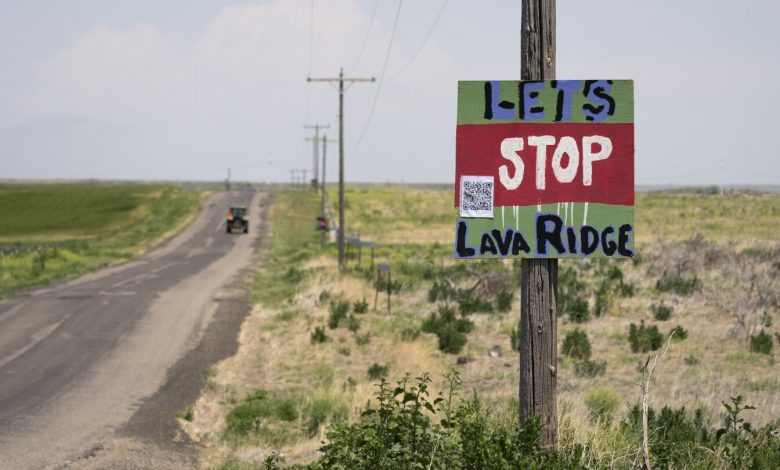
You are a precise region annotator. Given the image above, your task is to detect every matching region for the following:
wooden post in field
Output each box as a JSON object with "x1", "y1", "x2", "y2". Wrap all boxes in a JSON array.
[{"x1": 519, "y1": 0, "x2": 558, "y2": 448}]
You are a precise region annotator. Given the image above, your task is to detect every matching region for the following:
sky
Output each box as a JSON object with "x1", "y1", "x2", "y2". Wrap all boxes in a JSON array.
[{"x1": 0, "y1": 0, "x2": 778, "y2": 186}]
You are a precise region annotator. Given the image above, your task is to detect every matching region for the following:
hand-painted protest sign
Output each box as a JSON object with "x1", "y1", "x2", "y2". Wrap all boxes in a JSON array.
[{"x1": 454, "y1": 80, "x2": 634, "y2": 259}]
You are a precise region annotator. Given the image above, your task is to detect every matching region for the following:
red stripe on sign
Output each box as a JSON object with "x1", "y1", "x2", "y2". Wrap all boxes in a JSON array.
[{"x1": 455, "y1": 122, "x2": 634, "y2": 207}]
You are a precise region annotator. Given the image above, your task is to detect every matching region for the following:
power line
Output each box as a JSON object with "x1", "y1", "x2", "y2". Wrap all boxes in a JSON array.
[
  {"x1": 308, "y1": 0, "x2": 315, "y2": 75},
  {"x1": 306, "y1": 0, "x2": 315, "y2": 121},
  {"x1": 353, "y1": 0, "x2": 403, "y2": 149},
  {"x1": 351, "y1": 0, "x2": 378, "y2": 71},
  {"x1": 390, "y1": 0, "x2": 448, "y2": 80}
]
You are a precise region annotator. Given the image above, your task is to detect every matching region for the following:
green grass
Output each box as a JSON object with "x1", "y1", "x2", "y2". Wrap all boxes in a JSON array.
[
  {"x1": 222, "y1": 388, "x2": 347, "y2": 447},
  {"x1": 252, "y1": 191, "x2": 322, "y2": 307},
  {"x1": 0, "y1": 183, "x2": 201, "y2": 298}
]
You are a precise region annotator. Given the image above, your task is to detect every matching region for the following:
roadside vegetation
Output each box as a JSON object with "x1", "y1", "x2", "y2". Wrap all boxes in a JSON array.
[
  {"x1": 0, "y1": 183, "x2": 201, "y2": 298},
  {"x1": 183, "y1": 186, "x2": 780, "y2": 469}
]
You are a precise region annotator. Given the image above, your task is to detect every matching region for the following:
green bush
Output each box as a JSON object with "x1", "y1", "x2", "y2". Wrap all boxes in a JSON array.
[
  {"x1": 605, "y1": 265, "x2": 623, "y2": 282},
  {"x1": 328, "y1": 299, "x2": 350, "y2": 329},
  {"x1": 496, "y1": 289, "x2": 513, "y2": 312},
  {"x1": 684, "y1": 354, "x2": 699, "y2": 366},
  {"x1": 558, "y1": 266, "x2": 587, "y2": 318},
  {"x1": 656, "y1": 272, "x2": 699, "y2": 295},
  {"x1": 562, "y1": 328, "x2": 591, "y2": 360},
  {"x1": 422, "y1": 305, "x2": 474, "y2": 354},
  {"x1": 310, "y1": 326, "x2": 329, "y2": 344},
  {"x1": 574, "y1": 359, "x2": 607, "y2": 377},
  {"x1": 353, "y1": 298, "x2": 369, "y2": 314},
  {"x1": 618, "y1": 281, "x2": 635, "y2": 298},
  {"x1": 355, "y1": 332, "x2": 371, "y2": 345},
  {"x1": 670, "y1": 325, "x2": 688, "y2": 340},
  {"x1": 568, "y1": 298, "x2": 590, "y2": 323},
  {"x1": 427, "y1": 280, "x2": 457, "y2": 303},
  {"x1": 457, "y1": 290, "x2": 493, "y2": 315},
  {"x1": 750, "y1": 331, "x2": 773, "y2": 355},
  {"x1": 346, "y1": 314, "x2": 361, "y2": 332},
  {"x1": 628, "y1": 321, "x2": 663, "y2": 353},
  {"x1": 308, "y1": 373, "x2": 577, "y2": 469},
  {"x1": 367, "y1": 363, "x2": 389, "y2": 380},
  {"x1": 594, "y1": 281, "x2": 611, "y2": 317},
  {"x1": 585, "y1": 388, "x2": 619, "y2": 420},
  {"x1": 224, "y1": 390, "x2": 298, "y2": 441},
  {"x1": 652, "y1": 303, "x2": 673, "y2": 321},
  {"x1": 621, "y1": 403, "x2": 712, "y2": 469}
]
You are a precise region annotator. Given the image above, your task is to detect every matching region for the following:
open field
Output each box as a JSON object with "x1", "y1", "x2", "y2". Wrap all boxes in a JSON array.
[
  {"x1": 184, "y1": 186, "x2": 780, "y2": 469},
  {"x1": 0, "y1": 183, "x2": 202, "y2": 298}
]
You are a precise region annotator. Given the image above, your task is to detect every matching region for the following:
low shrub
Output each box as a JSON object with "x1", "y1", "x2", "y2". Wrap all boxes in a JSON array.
[
  {"x1": 594, "y1": 282, "x2": 611, "y2": 317},
  {"x1": 309, "y1": 373, "x2": 577, "y2": 469},
  {"x1": 568, "y1": 298, "x2": 590, "y2": 323},
  {"x1": 457, "y1": 290, "x2": 494, "y2": 315},
  {"x1": 224, "y1": 390, "x2": 298, "y2": 441},
  {"x1": 353, "y1": 298, "x2": 369, "y2": 314},
  {"x1": 558, "y1": 266, "x2": 587, "y2": 318},
  {"x1": 621, "y1": 403, "x2": 712, "y2": 469},
  {"x1": 422, "y1": 305, "x2": 474, "y2": 354},
  {"x1": 618, "y1": 281, "x2": 635, "y2": 298},
  {"x1": 428, "y1": 280, "x2": 457, "y2": 303},
  {"x1": 684, "y1": 354, "x2": 699, "y2": 366},
  {"x1": 750, "y1": 331, "x2": 773, "y2": 355},
  {"x1": 367, "y1": 363, "x2": 389, "y2": 380},
  {"x1": 656, "y1": 272, "x2": 699, "y2": 295},
  {"x1": 575, "y1": 359, "x2": 607, "y2": 377},
  {"x1": 628, "y1": 321, "x2": 663, "y2": 353},
  {"x1": 346, "y1": 314, "x2": 361, "y2": 333},
  {"x1": 562, "y1": 328, "x2": 591, "y2": 360},
  {"x1": 355, "y1": 332, "x2": 371, "y2": 345},
  {"x1": 670, "y1": 325, "x2": 688, "y2": 340},
  {"x1": 652, "y1": 303, "x2": 673, "y2": 321},
  {"x1": 496, "y1": 289, "x2": 513, "y2": 312},
  {"x1": 328, "y1": 299, "x2": 350, "y2": 329},
  {"x1": 311, "y1": 326, "x2": 329, "y2": 344}
]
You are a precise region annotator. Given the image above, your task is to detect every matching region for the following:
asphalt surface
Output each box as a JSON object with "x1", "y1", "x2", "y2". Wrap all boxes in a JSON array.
[{"x1": 0, "y1": 190, "x2": 265, "y2": 469}]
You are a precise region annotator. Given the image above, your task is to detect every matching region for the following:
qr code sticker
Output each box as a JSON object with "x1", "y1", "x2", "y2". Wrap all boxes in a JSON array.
[{"x1": 460, "y1": 175, "x2": 494, "y2": 218}]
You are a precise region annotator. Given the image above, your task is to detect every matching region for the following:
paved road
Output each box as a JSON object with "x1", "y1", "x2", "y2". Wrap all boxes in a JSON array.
[{"x1": 0, "y1": 191, "x2": 263, "y2": 469}]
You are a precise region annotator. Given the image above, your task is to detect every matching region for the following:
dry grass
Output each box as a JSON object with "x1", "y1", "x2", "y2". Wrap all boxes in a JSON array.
[{"x1": 187, "y1": 187, "x2": 780, "y2": 467}]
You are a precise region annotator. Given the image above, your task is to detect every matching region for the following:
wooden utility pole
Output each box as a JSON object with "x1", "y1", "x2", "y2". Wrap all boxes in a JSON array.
[
  {"x1": 308, "y1": 68, "x2": 375, "y2": 268},
  {"x1": 320, "y1": 134, "x2": 337, "y2": 218},
  {"x1": 305, "y1": 123, "x2": 329, "y2": 188},
  {"x1": 519, "y1": 0, "x2": 558, "y2": 449}
]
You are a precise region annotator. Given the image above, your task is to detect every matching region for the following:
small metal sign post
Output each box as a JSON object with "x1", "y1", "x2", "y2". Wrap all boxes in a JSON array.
[{"x1": 375, "y1": 263, "x2": 391, "y2": 314}]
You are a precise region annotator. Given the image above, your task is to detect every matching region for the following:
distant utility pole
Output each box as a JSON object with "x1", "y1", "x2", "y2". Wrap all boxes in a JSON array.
[
  {"x1": 519, "y1": 0, "x2": 558, "y2": 449},
  {"x1": 320, "y1": 134, "x2": 338, "y2": 217},
  {"x1": 305, "y1": 123, "x2": 330, "y2": 189},
  {"x1": 308, "y1": 68, "x2": 375, "y2": 268},
  {"x1": 225, "y1": 167, "x2": 231, "y2": 191}
]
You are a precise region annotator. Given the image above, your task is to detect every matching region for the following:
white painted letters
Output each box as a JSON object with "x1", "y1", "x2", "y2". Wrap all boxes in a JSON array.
[
  {"x1": 582, "y1": 135, "x2": 612, "y2": 186},
  {"x1": 499, "y1": 138, "x2": 525, "y2": 190},
  {"x1": 497, "y1": 135, "x2": 613, "y2": 190}
]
